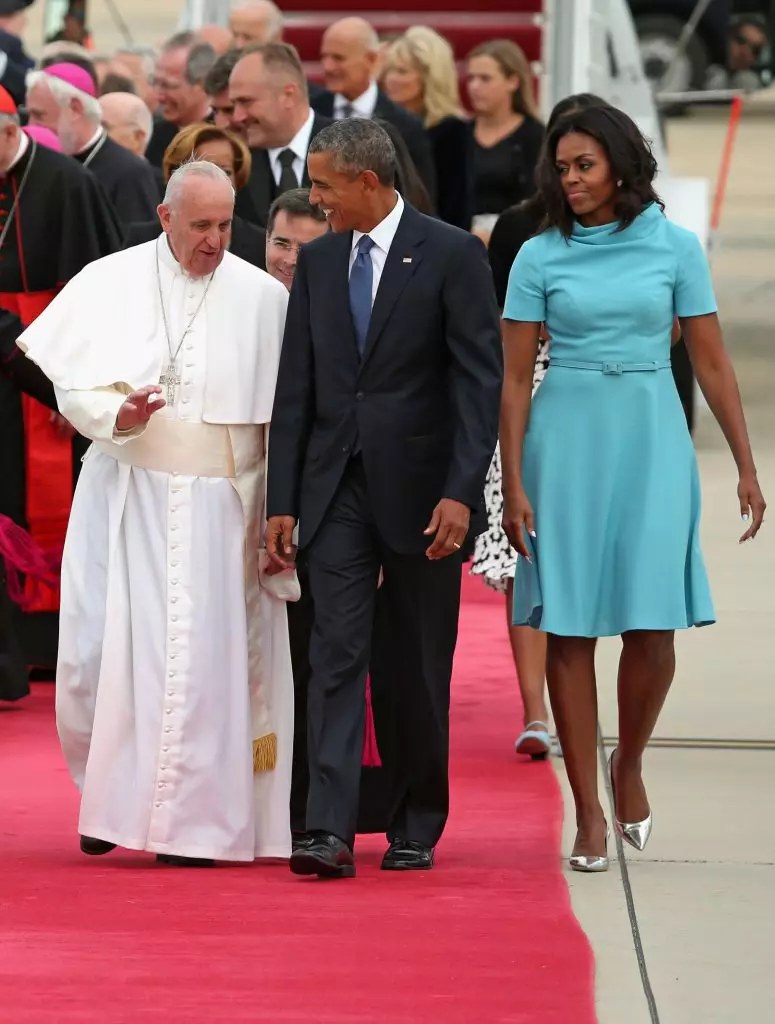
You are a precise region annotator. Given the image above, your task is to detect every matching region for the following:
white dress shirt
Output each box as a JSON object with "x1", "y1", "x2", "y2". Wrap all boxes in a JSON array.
[
  {"x1": 335, "y1": 81, "x2": 378, "y2": 120},
  {"x1": 349, "y1": 192, "x2": 404, "y2": 305},
  {"x1": 268, "y1": 109, "x2": 315, "y2": 189}
]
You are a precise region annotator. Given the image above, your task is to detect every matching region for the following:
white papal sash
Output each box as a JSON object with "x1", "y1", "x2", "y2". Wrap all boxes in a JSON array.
[{"x1": 93, "y1": 417, "x2": 236, "y2": 478}]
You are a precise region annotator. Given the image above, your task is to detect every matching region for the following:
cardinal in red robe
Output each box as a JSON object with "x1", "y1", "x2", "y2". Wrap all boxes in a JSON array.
[{"x1": 0, "y1": 84, "x2": 121, "y2": 700}]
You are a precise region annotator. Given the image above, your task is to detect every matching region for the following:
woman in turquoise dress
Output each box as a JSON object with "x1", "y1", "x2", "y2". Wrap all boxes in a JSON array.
[{"x1": 499, "y1": 105, "x2": 766, "y2": 872}]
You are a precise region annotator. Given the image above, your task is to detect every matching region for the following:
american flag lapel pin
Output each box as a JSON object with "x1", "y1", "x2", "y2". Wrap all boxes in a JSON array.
[{"x1": 402, "y1": 257, "x2": 412, "y2": 263}]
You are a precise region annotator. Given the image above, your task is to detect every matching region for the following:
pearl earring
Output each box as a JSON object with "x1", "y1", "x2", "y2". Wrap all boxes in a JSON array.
[{"x1": 617, "y1": 179, "x2": 623, "y2": 187}]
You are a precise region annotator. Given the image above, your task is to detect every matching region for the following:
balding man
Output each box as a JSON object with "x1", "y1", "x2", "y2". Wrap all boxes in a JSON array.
[
  {"x1": 99, "y1": 91, "x2": 153, "y2": 159},
  {"x1": 113, "y1": 46, "x2": 158, "y2": 111},
  {"x1": 229, "y1": 43, "x2": 332, "y2": 227},
  {"x1": 145, "y1": 33, "x2": 217, "y2": 167},
  {"x1": 312, "y1": 17, "x2": 436, "y2": 203},
  {"x1": 229, "y1": 1, "x2": 283, "y2": 47},
  {"x1": 195, "y1": 24, "x2": 232, "y2": 55}
]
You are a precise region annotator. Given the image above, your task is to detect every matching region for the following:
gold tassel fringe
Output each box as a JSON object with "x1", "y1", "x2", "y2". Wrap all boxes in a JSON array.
[{"x1": 253, "y1": 732, "x2": 278, "y2": 773}]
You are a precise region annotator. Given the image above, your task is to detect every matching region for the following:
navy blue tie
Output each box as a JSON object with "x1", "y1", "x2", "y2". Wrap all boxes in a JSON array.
[{"x1": 349, "y1": 235, "x2": 375, "y2": 356}]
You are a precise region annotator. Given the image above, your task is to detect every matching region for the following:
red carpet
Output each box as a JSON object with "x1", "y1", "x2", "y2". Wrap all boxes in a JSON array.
[{"x1": 0, "y1": 576, "x2": 595, "y2": 1023}]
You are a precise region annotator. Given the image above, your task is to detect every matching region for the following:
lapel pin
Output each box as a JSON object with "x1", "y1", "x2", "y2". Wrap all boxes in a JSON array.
[{"x1": 402, "y1": 257, "x2": 412, "y2": 263}]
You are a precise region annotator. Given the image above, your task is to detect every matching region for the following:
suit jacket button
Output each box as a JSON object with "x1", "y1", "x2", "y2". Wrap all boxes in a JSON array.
[
  {"x1": 341, "y1": 445, "x2": 350, "y2": 452},
  {"x1": 356, "y1": 391, "x2": 365, "y2": 401}
]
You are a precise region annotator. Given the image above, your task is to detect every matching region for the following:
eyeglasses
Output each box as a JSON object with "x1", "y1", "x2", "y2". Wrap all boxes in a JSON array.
[{"x1": 269, "y1": 237, "x2": 305, "y2": 254}]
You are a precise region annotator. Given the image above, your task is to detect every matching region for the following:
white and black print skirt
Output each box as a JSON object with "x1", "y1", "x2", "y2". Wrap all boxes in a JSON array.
[{"x1": 471, "y1": 340, "x2": 550, "y2": 594}]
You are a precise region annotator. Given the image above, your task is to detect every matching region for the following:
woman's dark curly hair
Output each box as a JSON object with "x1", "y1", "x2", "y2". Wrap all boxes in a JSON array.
[{"x1": 535, "y1": 105, "x2": 663, "y2": 238}]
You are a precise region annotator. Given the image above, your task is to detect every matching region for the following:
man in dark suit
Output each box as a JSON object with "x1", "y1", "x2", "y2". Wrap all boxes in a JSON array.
[
  {"x1": 145, "y1": 33, "x2": 217, "y2": 167},
  {"x1": 312, "y1": 17, "x2": 436, "y2": 204},
  {"x1": 229, "y1": 43, "x2": 333, "y2": 227},
  {"x1": 266, "y1": 119, "x2": 502, "y2": 878}
]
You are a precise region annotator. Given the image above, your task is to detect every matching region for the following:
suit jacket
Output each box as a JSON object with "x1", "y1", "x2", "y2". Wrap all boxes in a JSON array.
[
  {"x1": 235, "y1": 113, "x2": 333, "y2": 228},
  {"x1": 0, "y1": 28, "x2": 34, "y2": 108},
  {"x1": 74, "y1": 134, "x2": 160, "y2": 226},
  {"x1": 311, "y1": 88, "x2": 437, "y2": 207},
  {"x1": 122, "y1": 215, "x2": 267, "y2": 271},
  {"x1": 429, "y1": 116, "x2": 475, "y2": 231},
  {"x1": 266, "y1": 203, "x2": 503, "y2": 553}
]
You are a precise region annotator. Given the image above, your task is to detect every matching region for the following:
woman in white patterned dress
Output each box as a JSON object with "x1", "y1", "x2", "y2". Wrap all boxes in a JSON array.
[
  {"x1": 470, "y1": 94, "x2": 609, "y2": 756},
  {"x1": 472, "y1": 311, "x2": 550, "y2": 757}
]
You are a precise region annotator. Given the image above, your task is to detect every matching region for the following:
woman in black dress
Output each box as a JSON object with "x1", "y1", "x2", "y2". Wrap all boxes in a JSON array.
[
  {"x1": 381, "y1": 26, "x2": 474, "y2": 230},
  {"x1": 466, "y1": 39, "x2": 544, "y2": 240},
  {"x1": 123, "y1": 123, "x2": 267, "y2": 268}
]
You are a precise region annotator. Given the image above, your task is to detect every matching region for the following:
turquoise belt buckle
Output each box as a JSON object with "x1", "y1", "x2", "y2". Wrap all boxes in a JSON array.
[{"x1": 602, "y1": 361, "x2": 623, "y2": 375}]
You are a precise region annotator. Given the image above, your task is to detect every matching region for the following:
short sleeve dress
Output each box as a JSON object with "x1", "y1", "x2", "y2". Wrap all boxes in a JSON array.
[{"x1": 503, "y1": 202, "x2": 717, "y2": 637}]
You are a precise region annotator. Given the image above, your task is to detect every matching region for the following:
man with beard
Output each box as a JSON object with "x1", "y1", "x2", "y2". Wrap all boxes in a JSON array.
[{"x1": 0, "y1": 85, "x2": 121, "y2": 699}]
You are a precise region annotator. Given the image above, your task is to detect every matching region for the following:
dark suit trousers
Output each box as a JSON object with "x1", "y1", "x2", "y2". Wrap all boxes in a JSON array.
[
  {"x1": 305, "y1": 457, "x2": 462, "y2": 848},
  {"x1": 288, "y1": 555, "x2": 403, "y2": 836}
]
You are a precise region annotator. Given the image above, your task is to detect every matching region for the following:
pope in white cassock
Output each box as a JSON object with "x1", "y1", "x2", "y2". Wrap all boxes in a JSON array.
[{"x1": 18, "y1": 160, "x2": 297, "y2": 867}]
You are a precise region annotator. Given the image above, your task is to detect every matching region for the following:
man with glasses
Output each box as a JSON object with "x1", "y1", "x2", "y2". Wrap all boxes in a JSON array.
[
  {"x1": 145, "y1": 33, "x2": 217, "y2": 167},
  {"x1": 264, "y1": 187, "x2": 327, "y2": 290}
]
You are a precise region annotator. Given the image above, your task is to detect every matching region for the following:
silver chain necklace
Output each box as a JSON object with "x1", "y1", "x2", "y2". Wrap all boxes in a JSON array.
[
  {"x1": 81, "y1": 130, "x2": 108, "y2": 169},
  {"x1": 155, "y1": 238, "x2": 215, "y2": 404}
]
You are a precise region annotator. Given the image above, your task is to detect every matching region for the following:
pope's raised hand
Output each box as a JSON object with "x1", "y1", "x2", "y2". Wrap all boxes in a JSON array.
[{"x1": 116, "y1": 386, "x2": 166, "y2": 432}]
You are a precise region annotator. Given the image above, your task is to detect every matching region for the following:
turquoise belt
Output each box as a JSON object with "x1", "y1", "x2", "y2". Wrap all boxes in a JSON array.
[{"x1": 550, "y1": 358, "x2": 672, "y2": 375}]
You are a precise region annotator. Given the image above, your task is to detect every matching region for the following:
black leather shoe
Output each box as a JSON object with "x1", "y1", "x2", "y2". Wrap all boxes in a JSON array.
[
  {"x1": 290, "y1": 831, "x2": 355, "y2": 878},
  {"x1": 291, "y1": 831, "x2": 314, "y2": 855},
  {"x1": 381, "y1": 839, "x2": 434, "y2": 871},
  {"x1": 80, "y1": 835, "x2": 117, "y2": 856},
  {"x1": 156, "y1": 854, "x2": 215, "y2": 867}
]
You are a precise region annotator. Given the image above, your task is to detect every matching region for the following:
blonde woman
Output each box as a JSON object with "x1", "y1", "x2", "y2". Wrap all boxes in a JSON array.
[
  {"x1": 466, "y1": 39, "x2": 544, "y2": 235},
  {"x1": 382, "y1": 26, "x2": 474, "y2": 229}
]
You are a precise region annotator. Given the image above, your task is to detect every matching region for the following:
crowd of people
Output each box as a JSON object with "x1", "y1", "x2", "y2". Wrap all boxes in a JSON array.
[{"x1": 0, "y1": 0, "x2": 766, "y2": 877}]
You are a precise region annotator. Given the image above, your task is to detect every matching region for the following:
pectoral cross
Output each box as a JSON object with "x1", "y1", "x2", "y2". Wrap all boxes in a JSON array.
[{"x1": 160, "y1": 363, "x2": 181, "y2": 405}]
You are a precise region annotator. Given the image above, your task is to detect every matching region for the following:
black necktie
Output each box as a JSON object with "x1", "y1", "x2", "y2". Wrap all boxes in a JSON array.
[
  {"x1": 339, "y1": 101, "x2": 354, "y2": 119},
  {"x1": 277, "y1": 149, "x2": 298, "y2": 194}
]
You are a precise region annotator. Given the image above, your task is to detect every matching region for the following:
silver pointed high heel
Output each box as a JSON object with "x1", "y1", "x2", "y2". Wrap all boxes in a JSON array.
[
  {"x1": 569, "y1": 827, "x2": 610, "y2": 873},
  {"x1": 608, "y1": 749, "x2": 653, "y2": 852}
]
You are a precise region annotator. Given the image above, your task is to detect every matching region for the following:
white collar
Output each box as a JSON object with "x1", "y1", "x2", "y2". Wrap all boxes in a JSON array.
[
  {"x1": 337, "y1": 81, "x2": 378, "y2": 118},
  {"x1": 7, "y1": 130, "x2": 29, "y2": 172},
  {"x1": 77, "y1": 126, "x2": 105, "y2": 156},
  {"x1": 352, "y1": 192, "x2": 404, "y2": 255},
  {"x1": 268, "y1": 108, "x2": 315, "y2": 165}
]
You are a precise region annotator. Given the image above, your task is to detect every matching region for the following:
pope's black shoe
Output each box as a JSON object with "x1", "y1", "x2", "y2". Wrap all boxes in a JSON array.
[
  {"x1": 381, "y1": 839, "x2": 435, "y2": 871},
  {"x1": 290, "y1": 831, "x2": 355, "y2": 878},
  {"x1": 80, "y1": 835, "x2": 117, "y2": 856},
  {"x1": 156, "y1": 854, "x2": 215, "y2": 867}
]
